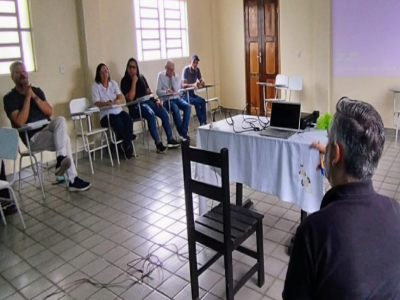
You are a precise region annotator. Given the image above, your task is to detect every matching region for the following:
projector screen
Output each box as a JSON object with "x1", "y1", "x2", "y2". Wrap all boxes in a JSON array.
[{"x1": 333, "y1": 0, "x2": 400, "y2": 76}]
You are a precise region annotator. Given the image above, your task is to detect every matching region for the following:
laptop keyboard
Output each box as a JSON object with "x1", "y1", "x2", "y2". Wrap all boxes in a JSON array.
[{"x1": 260, "y1": 128, "x2": 296, "y2": 139}]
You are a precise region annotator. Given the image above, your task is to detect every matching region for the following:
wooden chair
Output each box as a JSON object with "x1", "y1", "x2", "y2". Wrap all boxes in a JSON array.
[{"x1": 181, "y1": 141, "x2": 265, "y2": 300}]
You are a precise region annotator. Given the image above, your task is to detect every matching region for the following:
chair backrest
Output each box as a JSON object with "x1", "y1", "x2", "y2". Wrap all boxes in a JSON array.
[
  {"x1": 275, "y1": 74, "x2": 289, "y2": 88},
  {"x1": 181, "y1": 140, "x2": 231, "y2": 235},
  {"x1": 0, "y1": 128, "x2": 19, "y2": 161},
  {"x1": 288, "y1": 76, "x2": 303, "y2": 91},
  {"x1": 69, "y1": 97, "x2": 90, "y2": 120}
]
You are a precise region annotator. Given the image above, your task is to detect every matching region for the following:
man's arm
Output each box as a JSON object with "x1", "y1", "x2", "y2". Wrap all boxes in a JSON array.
[
  {"x1": 156, "y1": 72, "x2": 168, "y2": 97},
  {"x1": 33, "y1": 88, "x2": 53, "y2": 117},
  {"x1": 282, "y1": 224, "x2": 313, "y2": 300},
  {"x1": 181, "y1": 67, "x2": 196, "y2": 89},
  {"x1": 5, "y1": 88, "x2": 32, "y2": 127},
  {"x1": 198, "y1": 68, "x2": 205, "y2": 86}
]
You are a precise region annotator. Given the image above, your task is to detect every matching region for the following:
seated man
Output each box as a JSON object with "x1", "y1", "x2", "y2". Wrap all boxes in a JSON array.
[
  {"x1": 156, "y1": 60, "x2": 191, "y2": 141},
  {"x1": 3, "y1": 61, "x2": 91, "y2": 192},
  {"x1": 283, "y1": 97, "x2": 400, "y2": 299},
  {"x1": 181, "y1": 54, "x2": 207, "y2": 126}
]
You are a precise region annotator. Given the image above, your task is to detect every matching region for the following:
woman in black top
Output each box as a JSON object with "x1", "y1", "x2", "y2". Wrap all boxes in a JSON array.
[{"x1": 120, "y1": 58, "x2": 179, "y2": 153}]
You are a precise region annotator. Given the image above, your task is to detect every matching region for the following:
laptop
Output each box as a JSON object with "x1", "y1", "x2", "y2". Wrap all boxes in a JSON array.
[{"x1": 260, "y1": 102, "x2": 301, "y2": 139}]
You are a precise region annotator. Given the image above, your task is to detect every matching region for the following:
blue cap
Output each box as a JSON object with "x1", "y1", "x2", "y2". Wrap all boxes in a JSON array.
[{"x1": 191, "y1": 54, "x2": 200, "y2": 61}]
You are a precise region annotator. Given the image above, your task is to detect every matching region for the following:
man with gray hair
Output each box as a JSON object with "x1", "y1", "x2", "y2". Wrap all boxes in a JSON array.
[
  {"x1": 156, "y1": 60, "x2": 191, "y2": 140},
  {"x1": 3, "y1": 61, "x2": 91, "y2": 192},
  {"x1": 283, "y1": 97, "x2": 400, "y2": 299}
]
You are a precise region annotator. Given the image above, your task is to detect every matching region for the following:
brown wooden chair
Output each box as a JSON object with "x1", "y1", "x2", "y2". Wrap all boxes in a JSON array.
[{"x1": 181, "y1": 140, "x2": 265, "y2": 300}]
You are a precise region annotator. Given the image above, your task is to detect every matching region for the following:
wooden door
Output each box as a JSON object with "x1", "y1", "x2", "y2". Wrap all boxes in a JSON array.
[{"x1": 244, "y1": 0, "x2": 279, "y2": 115}]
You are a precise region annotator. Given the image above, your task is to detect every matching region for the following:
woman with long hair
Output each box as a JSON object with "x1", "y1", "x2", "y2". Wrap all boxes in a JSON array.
[
  {"x1": 92, "y1": 63, "x2": 135, "y2": 159},
  {"x1": 120, "y1": 58, "x2": 179, "y2": 153}
]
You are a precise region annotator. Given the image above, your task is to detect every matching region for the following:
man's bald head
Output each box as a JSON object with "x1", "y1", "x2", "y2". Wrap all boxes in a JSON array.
[{"x1": 165, "y1": 60, "x2": 175, "y2": 77}]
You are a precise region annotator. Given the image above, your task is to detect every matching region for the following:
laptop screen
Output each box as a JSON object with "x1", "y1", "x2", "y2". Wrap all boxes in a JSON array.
[{"x1": 270, "y1": 102, "x2": 301, "y2": 130}]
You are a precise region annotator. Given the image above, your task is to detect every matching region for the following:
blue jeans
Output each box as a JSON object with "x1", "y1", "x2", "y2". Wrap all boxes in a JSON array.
[
  {"x1": 129, "y1": 100, "x2": 173, "y2": 144},
  {"x1": 100, "y1": 111, "x2": 133, "y2": 147},
  {"x1": 182, "y1": 93, "x2": 207, "y2": 125},
  {"x1": 163, "y1": 98, "x2": 191, "y2": 136}
]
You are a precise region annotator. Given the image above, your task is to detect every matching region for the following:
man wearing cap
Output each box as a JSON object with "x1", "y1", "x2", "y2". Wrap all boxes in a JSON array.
[{"x1": 181, "y1": 54, "x2": 207, "y2": 126}]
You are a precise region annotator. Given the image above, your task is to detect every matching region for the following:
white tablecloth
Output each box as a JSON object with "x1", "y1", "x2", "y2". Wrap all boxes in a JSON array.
[{"x1": 195, "y1": 115, "x2": 328, "y2": 215}]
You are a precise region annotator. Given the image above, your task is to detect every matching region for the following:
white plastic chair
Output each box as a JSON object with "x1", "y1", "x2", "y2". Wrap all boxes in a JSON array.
[
  {"x1": 18, "y1": 148, "x2": 45, "y2": 197},
  {"x1": 288, "y1": 76, "x2": 303, "y2": 102},
  {"x1": 0, "y1": 128, "x2": 26, "y2": 229},
  {"x1": 69, "y1": 98, "x2": 113, "y2": 174},
  {"x1": 264, "y1": 74, "x2": 289, "y2": 115}
]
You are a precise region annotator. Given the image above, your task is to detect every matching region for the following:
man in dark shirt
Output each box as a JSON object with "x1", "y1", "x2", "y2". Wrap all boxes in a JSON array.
[
  {"x1": 181, "y1": 54, "x2": 207, "y2": 126},
  {"x1": 3, "y1": 61, "x2": 91, "y2": 192},
  {"x1": 283, "y1": 97, "x2": 400, "y2": 299}
]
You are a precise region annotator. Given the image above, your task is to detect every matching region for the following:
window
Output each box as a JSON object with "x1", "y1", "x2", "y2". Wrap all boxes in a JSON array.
[
  {"x1": 0, "y1": 0, "x2": 35, "y2": 75},
  {"x1": 134, "y1": 0, "x2": 189, "y2": 61}
]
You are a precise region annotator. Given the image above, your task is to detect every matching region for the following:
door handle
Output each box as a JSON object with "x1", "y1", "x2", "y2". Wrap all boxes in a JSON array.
[{"x1": 257, "y1": 52, "x2": 262, "y2": 63}]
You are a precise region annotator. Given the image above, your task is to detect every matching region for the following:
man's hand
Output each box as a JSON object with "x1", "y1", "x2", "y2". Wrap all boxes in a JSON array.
[
  {"x1": 310, "y1": 141, "x2": 326, "y2": 171},
  {"x1": 200, "y1": 80, "x2": 205, "y2": 87},
  {"x1": 166, "y1": 88, "x2": 174, "y2": 94},
  {"x1": 107, "y1": 100, "x2": 114, "y2": 106},
  {"x1": 155, "y1": 99, "x2": 162, "y2": 107},
  {"x1": 310, "y1": 141, "x2": 326, "y2": 154},
  {"x1": 23, "y1": 85, "x2": 33, "y2": 99}
]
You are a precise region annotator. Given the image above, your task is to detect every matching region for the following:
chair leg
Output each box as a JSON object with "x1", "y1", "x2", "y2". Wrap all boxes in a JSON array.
[
  {"x1": 114, "y1": 136, "x2": 120, "y2": 165},
  {"x1": 256, "y1": 222, "x2": 265, "y2": 287},
  {"x1": 34, "y1": 155, "x2": 45, "y2": 200},
  {"x1": 18, "y1": 155, "x2": 23, "y2": 193},
  {"x1": 131, "y1": 141, "x2": 137, "y2": 158},
  {"x1": 100, "y1": 136, "x2": 104, "y2": 161},
  {"x1": 188, "y1": 240, "x2": 200, "y2": 300},
  {"x1": 0, "y1": 198, "x2": 6, "y2": 225},
  {"x1": 8, "y1": 187, "x2": 25, "y2": 229},
  {"x1": 104, "y1": 132, "x2": 114, "y2": 166},
  {"x1": 85, "y1": 136, "x2": 94, "y2": 175},
  {"x1": 224, "y1": 248, "x2": 234, "y2": 300},
  {"x1": 75, "y1": 137, "x2": 79, "y2": 170}
]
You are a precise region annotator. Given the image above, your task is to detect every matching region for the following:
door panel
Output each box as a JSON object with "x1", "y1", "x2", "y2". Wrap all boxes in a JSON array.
[
  {"x1": 249, "y1": 42, "x2": 259, "y2": 74},
  {"x1": 249, "y1": 5, "x2": 258, "y2": 37},
  {"x1": 265, "y1": 3, "x2": 275, "y2": 37},
  {"x1": 244, "y1": 0, "x2": 279, "y2": 116},
  {"x1": 265, "y1": 42, "x2": 275, "y2": 74}
]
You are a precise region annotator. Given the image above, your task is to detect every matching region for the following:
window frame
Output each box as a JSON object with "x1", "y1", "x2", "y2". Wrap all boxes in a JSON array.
[
  {"x1": 0, "y1": 0, "x2": 35, "y2": 75},
  {"x1": 134, "y1": 0, "x2": 189, "y2": 62}
]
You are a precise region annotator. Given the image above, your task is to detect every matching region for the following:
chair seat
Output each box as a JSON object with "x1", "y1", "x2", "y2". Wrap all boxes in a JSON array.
[
  {"x1": 195, "y1": 204, "x2": 263, "y2": 249},
  {"x1": 206, "y1": 97, "x2": 219, "y2": 103},
  {"x1": 0, "y1": 180, "x2": 10, "y2": 189},
  {"x1": 76, "y1": 128, "x2": 108, "y2": 136}
]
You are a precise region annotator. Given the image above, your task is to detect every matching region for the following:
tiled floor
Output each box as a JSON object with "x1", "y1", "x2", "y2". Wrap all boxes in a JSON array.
[{"x1": 1, "y1": 123, "x2": 399, "y2": 300}]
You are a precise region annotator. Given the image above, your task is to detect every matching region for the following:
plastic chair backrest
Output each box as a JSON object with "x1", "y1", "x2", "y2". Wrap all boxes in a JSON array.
[
  {"x1": 275, "y1": 74, "x2": 289, "y2": 88},
  {"x1": 289, "y1": 76, "x2": 303, "y2": 91},
  {"x1": 0, "y1": 128, "x2": 19, "y2": 161},
  {"x1": 70, "y1": 98, "x2": 89, "y2": 120}
]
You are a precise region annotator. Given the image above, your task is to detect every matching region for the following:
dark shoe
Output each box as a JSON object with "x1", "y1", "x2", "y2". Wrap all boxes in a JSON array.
[
  {"x1": 184, "y1": 134, "x2": 190, "y2": 141},
  {"x1": 122, "y1": 143, "x2": 133, "y2": 160},
  {"x1": 55, "y1": 156, "x2": 71, "y2": 176},
  {"x1": 167, "y1": 138, "x2": 180, "y2": 148},
  {"x1": 132, "y1": 134, "x2": 137, "y2": 142},
  {"x1": 69, "y1": 177, "x2": 91, "y2": 192},
  {"x1": 156, "y1": 142, "x2": 167, "y2": 153},
  {"x1": 0, "y1": 200, "x2": 17, "y2": 216}
]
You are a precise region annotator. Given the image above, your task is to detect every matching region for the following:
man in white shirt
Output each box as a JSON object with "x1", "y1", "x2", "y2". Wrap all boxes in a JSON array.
[{"x1": 157, "y1": 60, "x2": 191, "y2": 140}]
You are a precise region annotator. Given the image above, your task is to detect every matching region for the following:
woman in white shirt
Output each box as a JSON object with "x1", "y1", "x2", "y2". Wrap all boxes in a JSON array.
[{"x1": 91, "y1": 63, "x2": 135, "y2": 159}]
